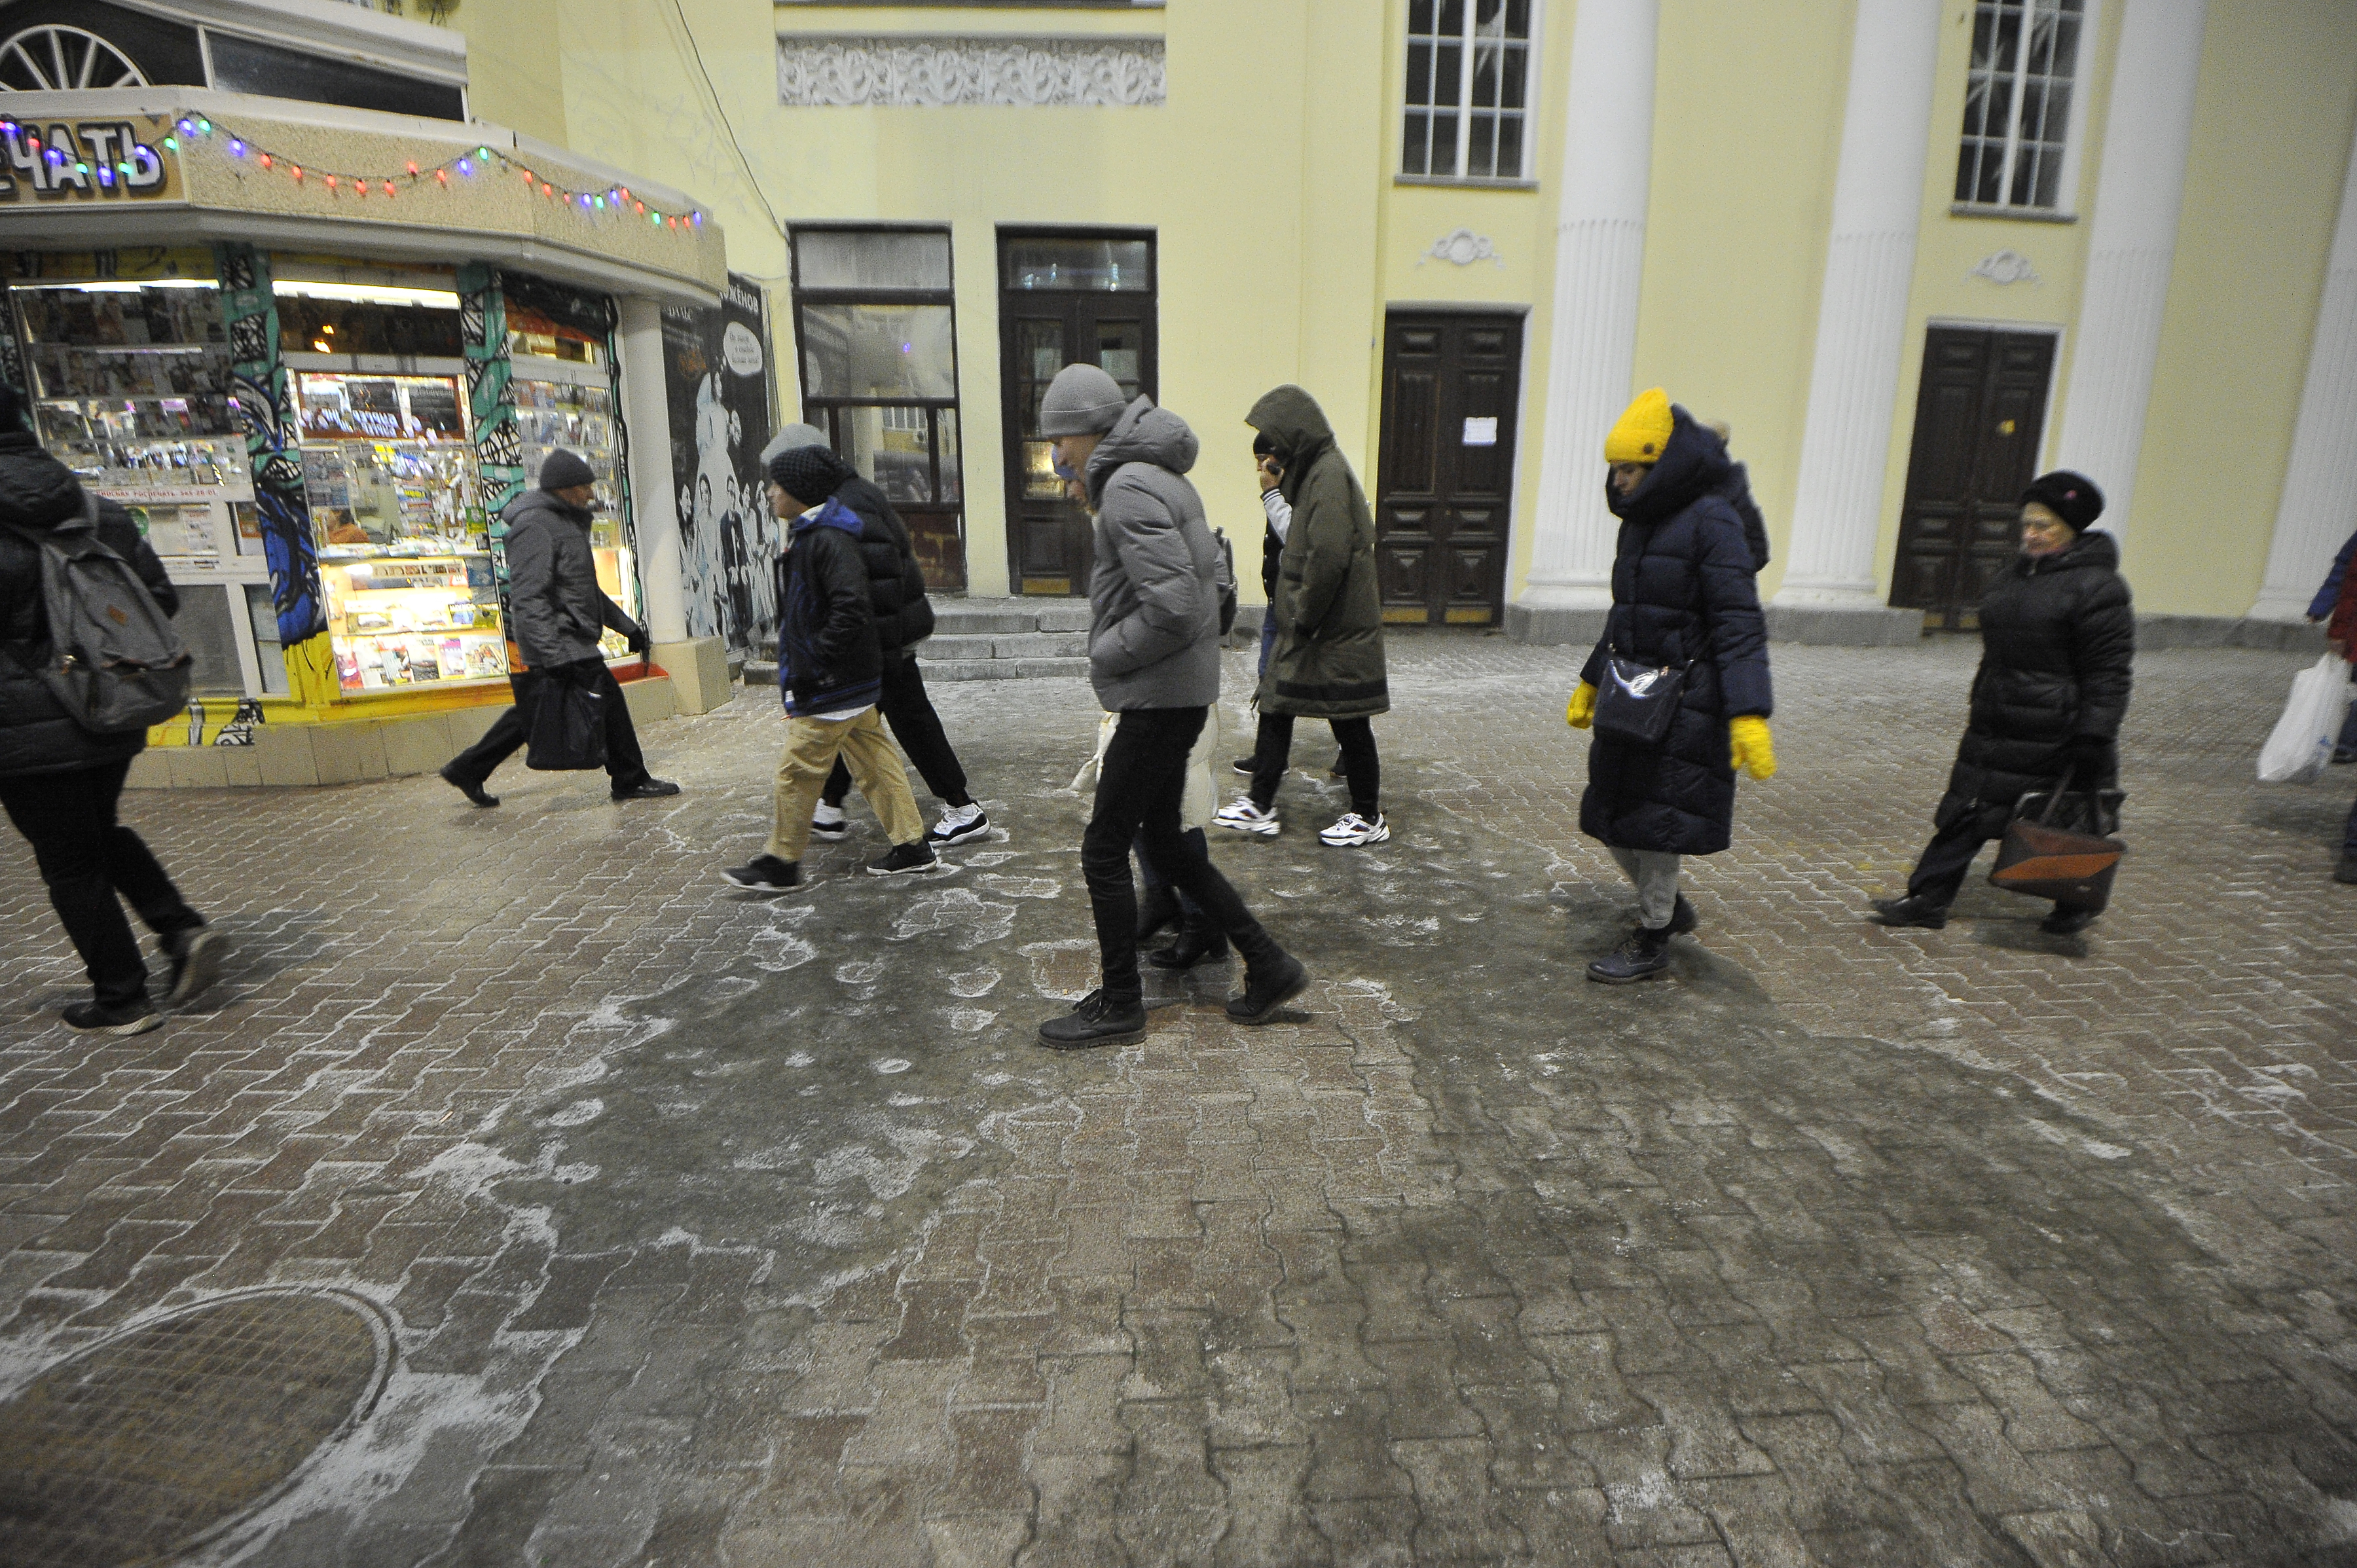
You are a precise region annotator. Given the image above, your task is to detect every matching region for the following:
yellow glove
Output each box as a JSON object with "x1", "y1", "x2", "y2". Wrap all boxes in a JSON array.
[
  {"x1": 1565, "y1": 682, "x2": 1598, "y2": 730},
  {"x1": 1729, "y1": 715, "x2": 1776, "y2": 780}
]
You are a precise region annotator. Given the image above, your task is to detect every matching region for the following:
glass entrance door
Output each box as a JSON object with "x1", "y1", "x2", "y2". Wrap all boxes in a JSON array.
[{"x1": 996, "y1": 232, "x2": 1156, "y2": 596}]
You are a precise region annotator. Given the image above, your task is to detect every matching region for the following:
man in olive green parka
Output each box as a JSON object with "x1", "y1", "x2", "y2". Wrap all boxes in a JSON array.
[{"x1": 1216, "y1": 385, "x2": 1391, "y2": 848}]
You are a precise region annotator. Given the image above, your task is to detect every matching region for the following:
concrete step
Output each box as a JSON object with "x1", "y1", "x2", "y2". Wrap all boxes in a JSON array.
[
  {"x1": 932, "y1": 608, "x2": 1040, "y2": 636},
  {"x1": 926, "y1": 656, "x2": 1091, "y2": 682}
]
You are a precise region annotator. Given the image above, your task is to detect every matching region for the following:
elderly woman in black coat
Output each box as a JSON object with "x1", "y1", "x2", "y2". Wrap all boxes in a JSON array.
[
  {"x1": 1565, "y1": 390, "x2": 1776, "y2": 983},
  {"x1": 1872, "y1": 471, "x2": 2132, "y2": 936}
]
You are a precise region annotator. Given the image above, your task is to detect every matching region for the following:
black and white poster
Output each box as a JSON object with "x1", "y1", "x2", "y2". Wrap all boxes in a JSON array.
[{"x1": 663, "y1": 272, "x2": 777, "y2": 652}]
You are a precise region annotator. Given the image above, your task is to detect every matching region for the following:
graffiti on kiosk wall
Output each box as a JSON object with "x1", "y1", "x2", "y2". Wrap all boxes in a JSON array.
[
  {"x1": 662, "y1": 272, "x2": 777, "y2": 652},
  {"x1": 1, "y1": 120, "x2": 181, "y2": 202}
]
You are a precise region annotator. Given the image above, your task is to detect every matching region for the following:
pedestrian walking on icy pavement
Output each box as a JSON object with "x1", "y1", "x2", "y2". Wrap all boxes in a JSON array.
[
  {"x1": 722, "y1": 447, "x2": 944, "y2": 892},
  {"x1": 1565, "y1": 388, "x2": 1777, "y2": 984},
  {"x1": 1216, "y1": 384, "x2": 1390, "y2": 848},
  {"x1": 0, "y1": 384, "x2": 227, "y2": 1034},
  {"x1": 2328, "y1": 536, "x2": 2357, "y2": 883},
  {"x1": 440, "y1": 450, "x2": 680, "y2": 807},
  {"x1": 760, "y1": 425, "x2": 992, "y2": 852},
  {"x1": 1871, "y1": 471, "x2": 2134, "y2": 934},
  {"x1": 1032, "y1": 363, "x2": 1307, "y2": 1049}
]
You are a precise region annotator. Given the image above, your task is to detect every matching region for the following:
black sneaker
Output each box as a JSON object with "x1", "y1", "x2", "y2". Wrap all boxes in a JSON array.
[
  {"x1": 1227, "y1": 953, "x2": 1308, "y2": 1024},
  {"x1": 1586, "y1": 926, "x2": 1672, "y2": 984},
  {"x1": 439, "y1": 764, "x2": 498, "y2": 808},
  {"x1": 613, "y1": 777, "x2": 682, "y2": 801},
  {"x1": 1038, "y1": 989, "x2": 1148, "y2": 1049},
  {"x1": 164, "y1": 927, "x2": 228, "y2": 1006},
  {"x1": 64, "y1": 999, "x2": 162, "y2": 1036},
  {"x1": 1869, "y1": 895, "x2": 1948, "y2": 930},
  {"x1": 868, "y1": 841, "x2": 942, "y2": 877},
  {"x1": 1667, "y1": 895, "x2": 1698, "y2": 936},
  {"x1": 2041, "y1": 906, "x2": 2098, "y2": 935},
  {"x1": 722, "y1": 855, "x2": 802, "y2": 892},
  {"x1": 1231, "y1": 756, "x2": 1258, "y2": 776},
  {"x1": 809, "y1": 808, "x2": 851, "y2": 842}
]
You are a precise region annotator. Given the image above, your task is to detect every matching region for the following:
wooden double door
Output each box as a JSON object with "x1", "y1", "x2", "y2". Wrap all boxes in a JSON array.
[
  {"x1": 1373, "y1": 310, "x2": 1523, "y2": 625},
  {"x1": 1891, "y1": 326, "x2": 2058, "y2": 629}
]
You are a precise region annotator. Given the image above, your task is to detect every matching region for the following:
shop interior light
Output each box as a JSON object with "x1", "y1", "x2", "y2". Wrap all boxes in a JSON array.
[{"x1": 274, "y1": 281, "x2": 460, "y2": 309}]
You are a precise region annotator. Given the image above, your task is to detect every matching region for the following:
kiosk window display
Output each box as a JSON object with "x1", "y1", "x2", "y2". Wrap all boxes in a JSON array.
[{"x1": 12, "y1": 278, "x2": 284, "y2": 697}]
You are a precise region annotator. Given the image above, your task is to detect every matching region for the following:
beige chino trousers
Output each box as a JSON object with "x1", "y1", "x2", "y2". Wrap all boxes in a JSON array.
[{"x1": 766, "y1": 707, "x2": 923, "y2": 862}]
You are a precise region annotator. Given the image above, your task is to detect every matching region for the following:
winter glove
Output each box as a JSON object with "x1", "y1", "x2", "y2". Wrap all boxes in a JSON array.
[
  {"x1": 1728, "y1": 715, "x2": 1776, "y2": 780},
  {"x1": 2063, "y1": 735, "x2": 2113, "y2": 781},
  {"x1": 1565, "y1": 682, "x2": 1598, "y2": 730},
  {"x1": 625, "y1": 624, "x2": 653, "y2": 657}
]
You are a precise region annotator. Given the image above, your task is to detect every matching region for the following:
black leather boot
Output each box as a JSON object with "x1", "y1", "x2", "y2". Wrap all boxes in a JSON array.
[
  {"x1": 1136, "y1": 885, "x2": 1182, "y2": 946},
  {"x1": 1150, "y1": 915, "x2": 1230, "y2": 970}
]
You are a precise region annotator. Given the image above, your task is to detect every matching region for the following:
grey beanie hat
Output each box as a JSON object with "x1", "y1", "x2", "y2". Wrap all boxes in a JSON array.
[
  {"x1": 1037, "y1": 363, "x2": 1127, "y2": 437},
  {"x1": 759, "y1": 422, "x2": 828, "y2": 466},
  {"x1": 539, "y1": 448, "x2": 596, "y2": 492}
]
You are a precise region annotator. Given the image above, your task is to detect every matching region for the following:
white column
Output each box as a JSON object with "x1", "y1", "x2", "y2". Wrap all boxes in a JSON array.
[
  {"x1": 616, "y1": 296, "x2": 687, "y2": 644},
  {"x1": 1519, "y1": 0, "x2": 1658, "y2": 610},
  {"x1": 2053, "y1": 0, "x2": 2208, "y2": 546},
  {"x1": 2251, "y1": 122, "x2": 2357, "y2": 620},
  {"x1": 1774, "y1": 0, "x2": 1943, "y2": 608}
]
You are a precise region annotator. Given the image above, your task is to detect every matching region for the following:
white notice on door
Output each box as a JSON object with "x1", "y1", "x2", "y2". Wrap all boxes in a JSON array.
[{"x1": 1462, "y1": 416, "x2": 1497, "y2": 446}]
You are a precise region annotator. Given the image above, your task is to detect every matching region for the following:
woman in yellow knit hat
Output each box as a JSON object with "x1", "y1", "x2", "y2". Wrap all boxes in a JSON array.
[{"x1": 1564, "y1": 388, "x2": 1776, "y2": 982}]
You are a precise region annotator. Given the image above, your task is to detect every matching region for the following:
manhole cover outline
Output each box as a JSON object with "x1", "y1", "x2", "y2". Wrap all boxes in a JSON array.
[{"x1": 1, "y1": 1285, "x2": 398, "y2": 1567}]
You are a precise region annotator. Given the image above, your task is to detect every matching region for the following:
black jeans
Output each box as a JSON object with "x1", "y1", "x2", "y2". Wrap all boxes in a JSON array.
[
  {"x1": 1906, "y1": 807, "x2": 2096, "y2": 913},
  {"x1": 447, "y1": 663, "x2": 649, "y2": 790},
  {"x1": 1, "y1": 759, "x2": 203, "y2": 1007},
  {"x1": 1084, "y1": 707, "x2": 1281, "y2": 1000},
  {"x1": 1135, "y1": 826, "x2": 1207, "y2": 921},
  {"x1": 824, "y1": 656, "x2": 970, "y2": 809},
  {"x1": 1251, "y1": 713, "x2": 1379, "y2": 818}
]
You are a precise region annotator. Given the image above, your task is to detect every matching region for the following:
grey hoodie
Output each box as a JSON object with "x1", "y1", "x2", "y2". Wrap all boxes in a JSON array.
[{"x1": 1083, "y1": 396, "x2": 1222, "y2": 711}]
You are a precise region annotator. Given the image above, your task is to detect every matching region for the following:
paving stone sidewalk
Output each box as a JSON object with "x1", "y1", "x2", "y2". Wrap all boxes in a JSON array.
[{"x1": 0, "y1": 637, "x2": 2351, "y2": 1567}]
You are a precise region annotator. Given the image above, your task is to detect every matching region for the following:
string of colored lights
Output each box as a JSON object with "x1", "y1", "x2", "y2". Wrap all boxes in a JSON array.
[{"x1": 0, "y1": 113, "x2": 704, "y2": 232}]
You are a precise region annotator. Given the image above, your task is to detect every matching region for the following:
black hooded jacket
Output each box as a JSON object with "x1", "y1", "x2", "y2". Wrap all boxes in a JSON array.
[
  {"x1": 830, "y1": 475, "x2": 935, "y2": 662},
  {"x1": 0, "y1": 431, "x2": 177, "y2": 779},
  {"x1": 1578, "y1": 410, "x2": 1772, "y2": 856},
  {"x1": 1937, "y1": 528, "x2": 2133, "y2": 832}
]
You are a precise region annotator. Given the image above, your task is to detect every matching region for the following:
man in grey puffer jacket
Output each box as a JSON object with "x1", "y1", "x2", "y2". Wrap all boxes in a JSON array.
[
  {"x1": 440, "y1": 450, "x2": 678, "y2": 805},
  {"x1": 1034, "y1": 364, "x2": 1306, "y2": 1049}
]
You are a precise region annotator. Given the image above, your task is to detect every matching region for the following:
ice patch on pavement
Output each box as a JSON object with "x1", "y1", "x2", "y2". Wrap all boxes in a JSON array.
[{"x1": 542, "y1": 1099, "x2": 603, "y2": 1128}]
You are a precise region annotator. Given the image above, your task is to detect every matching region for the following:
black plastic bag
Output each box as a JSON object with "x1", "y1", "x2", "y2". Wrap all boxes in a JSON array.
[{"x1": 526, "y1": 663, "x2": 608, "y2": 771}]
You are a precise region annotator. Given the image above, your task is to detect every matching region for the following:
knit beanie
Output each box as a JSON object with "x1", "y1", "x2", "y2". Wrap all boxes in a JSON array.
[
  {"x1": 1038, "y1": 363, "x2": 1127, "y2": 437},
  {"x1": 539, "y1": 448, "x2": 596, "y2": 492},
  {"x1": 759, "y1": 422, "x2": 828, "y2": 466},
  {"x1": 2019, "y1": 470, "x2": 2104, "y2": 532},
  {"x1": 1603, "y1": 388, "x2": 1673, "y2": 465},
  {"x1": 767, "y1": 441, "x2": 853, "y2": 508}
]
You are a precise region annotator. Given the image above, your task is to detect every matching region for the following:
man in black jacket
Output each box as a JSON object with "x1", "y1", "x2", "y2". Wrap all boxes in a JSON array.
[
  {"x1": 439, "y1": 450, "x2": 678, "y2": 807},
  {"x1": 723, "y1": 445, "x2": 940, "y2": 891},
  {"x1": 0, "y1": 388, "x2": 225, "y2": 1034},
  {"x1": 761, "y1": 431, "x2": 989, "y2": 848}
]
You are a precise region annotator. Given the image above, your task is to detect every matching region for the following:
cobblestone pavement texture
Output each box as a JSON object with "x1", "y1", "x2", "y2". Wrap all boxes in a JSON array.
[{"x1": 0, "y1": 636, "x2": 2352, "y2": 1567}]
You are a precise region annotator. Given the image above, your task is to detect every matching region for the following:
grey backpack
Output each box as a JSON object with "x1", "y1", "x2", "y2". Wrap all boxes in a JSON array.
[{"x1": 3, "y1": 492, "x2": 191, "y2": 735}]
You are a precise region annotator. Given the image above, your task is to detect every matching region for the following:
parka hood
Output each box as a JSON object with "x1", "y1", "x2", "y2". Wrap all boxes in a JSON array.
[
  {"x1": 0, "y1": 431, "x2": 92, "y2": 532},
  {"x1": 502, "y1": 486, "x2": 594, "y2": 531},
  {"x1": 1086, "y1": 395, "x2": 1198, "y2": 505},
  {"x1": 1605, "y1": 406, "x2": 1732, "y2": 528},
  {"x1": 1245, "y1": 386, "x2": 1336, "y2": 504},
  {"x1": 2018, "y1": 526, "x2": 2119, "y2": 576},
  {"x1": 790, "y1": 494, "x2": 868, "y2": 539}
]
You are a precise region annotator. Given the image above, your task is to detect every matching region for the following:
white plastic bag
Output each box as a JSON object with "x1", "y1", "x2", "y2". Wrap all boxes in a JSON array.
[{"x1": 2257, "y1": 653, "x2": 2354, "y2": 784}]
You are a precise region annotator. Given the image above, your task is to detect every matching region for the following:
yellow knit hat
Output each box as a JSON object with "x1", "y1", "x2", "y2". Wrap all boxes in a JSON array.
[{"x1": 1604, "y1": 387, "x2": 1673, "y2": 464}]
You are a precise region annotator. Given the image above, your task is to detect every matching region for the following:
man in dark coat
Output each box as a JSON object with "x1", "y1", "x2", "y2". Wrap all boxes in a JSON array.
[
  {"x1": 1565, "y1": 388, "x2": 1776, "y2": 983},
  {"x1": 759, "y1": 429, "x2": 988, "y2": 849},
  {"x1": 722, "y1": 446, "x2": 938, "y2": 892},
  {"x1": 1873, "y1": 471, "x2": 2134, "y2": 932},
  {"x1": 2324, "y1": 535, "x2": 2357, "y2": 883},
  {"x1": 2309, "y1": 528, "x2": 2357, "y2": 766},
  {"x1": 0, "y1": 387, "x2": 224, "y2": 1033},
  {"x1": 439, "y1": 450, "x2": 678, "y2": 805},
  {"x1": 1216, "y1": 385, "x2": 1391, "y2": 848}
]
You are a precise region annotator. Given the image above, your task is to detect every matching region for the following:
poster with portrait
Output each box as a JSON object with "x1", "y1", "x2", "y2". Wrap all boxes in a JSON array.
[{"x1": 663, "y1": 272, "x2": 778, "y2": 652}]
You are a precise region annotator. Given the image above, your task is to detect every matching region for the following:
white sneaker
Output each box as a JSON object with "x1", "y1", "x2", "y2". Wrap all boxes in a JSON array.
[
  {"x1": 1319, "y1": 812, "x2": 1390, "y2": 847},
  {"x1": 1214, "y1": 797, "x2": 1281, "y2": 837},
  {"x1": 810, "y1": 803, "x2": 850, "y2": 842},
  {"x1": 926, "y1": 803, "x2": 990, "y2": 847}
]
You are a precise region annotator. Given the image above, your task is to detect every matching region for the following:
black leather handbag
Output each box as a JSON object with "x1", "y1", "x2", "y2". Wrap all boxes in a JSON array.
[
  {"x1": 1593, "y1": 627, "x2": 1689, "y2": 748},
  {"x1": 1990, "y1": 770, "x2": 2125, "y2": 909}
]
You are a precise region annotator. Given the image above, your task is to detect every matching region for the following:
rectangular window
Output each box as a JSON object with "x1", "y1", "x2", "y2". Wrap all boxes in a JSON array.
[
  {"x1": 1954, "y1": 0, "x2": 2084, "y2": 211},
  {"x1": 789, "y1": 225, "x2": 966, "y2": 591},
  {"x1": 1402, "y1": 0, "x2": 1534, "y2": 182}
]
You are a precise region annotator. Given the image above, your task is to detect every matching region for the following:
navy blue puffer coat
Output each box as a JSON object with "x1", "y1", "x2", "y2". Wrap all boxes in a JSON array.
[{"x1": 1579, "y1": 410, "x2": 1773, "y2": 856}]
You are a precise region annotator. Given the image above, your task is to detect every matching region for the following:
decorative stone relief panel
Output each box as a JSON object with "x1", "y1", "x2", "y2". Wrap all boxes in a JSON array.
[
  {"x1": 1420, "y1": 228, "x2": 1503, "y2": 267},
  {"x1": 778, "y1": 37, "x2": 1165, "y2": 107},
  {"x1": 1969, "y1": 248, "x2": 2042, "y2": 287}
]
